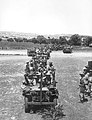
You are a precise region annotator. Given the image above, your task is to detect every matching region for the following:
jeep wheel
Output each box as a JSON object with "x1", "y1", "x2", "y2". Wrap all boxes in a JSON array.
[{"x1": 24, "y1": 97, "x2": 30, "y2": 113}]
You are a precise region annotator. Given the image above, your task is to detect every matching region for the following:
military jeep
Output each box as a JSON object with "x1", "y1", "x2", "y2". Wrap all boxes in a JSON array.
[{"x1": 22, "y1": 84, "x2": 59, "y2": 113}]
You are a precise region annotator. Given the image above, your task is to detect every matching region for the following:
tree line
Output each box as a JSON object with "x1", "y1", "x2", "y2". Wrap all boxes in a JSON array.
[{"x1": 0, "y1": 34, "x2": 92, "y2": 46}]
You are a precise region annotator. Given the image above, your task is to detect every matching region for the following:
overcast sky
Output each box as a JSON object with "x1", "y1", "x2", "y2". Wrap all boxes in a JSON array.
[{"x1": 0, "y1": 0, "x2": 92, "y2": 35}]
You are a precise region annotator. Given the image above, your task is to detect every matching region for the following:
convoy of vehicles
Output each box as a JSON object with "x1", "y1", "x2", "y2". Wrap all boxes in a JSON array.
[{"x1": 22, "y1": 46, "x2": 59, "y2": 113}]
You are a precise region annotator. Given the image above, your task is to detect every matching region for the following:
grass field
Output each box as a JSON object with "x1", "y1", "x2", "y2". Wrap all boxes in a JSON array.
[
  {"x1": 0, "y1": 50, "x2": 92, "y2": 120},
  {"x1": 0, "y1": 41, "x2": 45, "y2": 49}
]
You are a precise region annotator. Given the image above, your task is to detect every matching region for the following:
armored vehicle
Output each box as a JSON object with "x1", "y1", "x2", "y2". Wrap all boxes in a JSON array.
[{"x1": 63, "y1": 46, "x2": 72, "y2": 53}]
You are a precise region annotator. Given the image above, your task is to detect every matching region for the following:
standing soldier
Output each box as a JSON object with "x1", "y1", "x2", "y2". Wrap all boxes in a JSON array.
[
  {"x1": 79, "y1": 61, "x2": 92, "y2": 102},
  {"x1": 24, "y1": 62, "x2": 30, "y2": 85}
]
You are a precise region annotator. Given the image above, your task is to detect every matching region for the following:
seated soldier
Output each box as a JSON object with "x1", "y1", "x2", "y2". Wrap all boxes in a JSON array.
[
  {"x1": 25, "y1": 62, "x2": 30, "y2": 73},
  {"x1": 46, "y1": 71, "x2": 52, "y2": 85},
  {"x1": 42, "y1": 76, "x2": 47, "y2": 87},
  {"x1": 36, "y1": 71, "x2": 41, "y2": 85},
  {"x1": 48, "y1": 62, "x2": 55, "y2": 82},
  {"x1": 32, "y1": 76, "x2": 37, "y2": 86},
  {"x1": 48, "y1": 62, "x2": 55, "y2": 71},
  {"x1": 24, "y1": 62, "x2": 36, "y2": 85},
  {"x1": 24, "y1": 62, "x2": 30, "y2": 85},
  {"x1": 29, "y1": 63, "x2": 35, "y2": 75}
]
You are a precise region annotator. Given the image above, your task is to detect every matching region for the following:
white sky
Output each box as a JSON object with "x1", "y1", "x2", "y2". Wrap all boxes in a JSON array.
[{"x1": 0, "y1": 0, "x2": 92, "y2": 35}]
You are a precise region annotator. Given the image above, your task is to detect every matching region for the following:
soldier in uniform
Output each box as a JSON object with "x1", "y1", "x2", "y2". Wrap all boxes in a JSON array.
[
  {"x1": 48, "y1": 62, "x2": 54, "y2": 70},
  {"x1": 88, "y1": 71, "x2": 92, "y2": 97},
  {"x1": 24, "y1": 61, "x2": 36, "y2": 85},
  {"x1": 47, "y1": 62, "x2": 55, "y2": 84},
  {"x1": 24, "y1": 62, "x2": 30, "y2": 85},
  {"x1": 87, "y1": 61, "x2": 92, "y2": 97},
  {"x1": 79, "y1": 61, "x2": 92, "y2": 102},
  {"x1": 46, "y1": 71, "x2": 52, "y2": 85}
]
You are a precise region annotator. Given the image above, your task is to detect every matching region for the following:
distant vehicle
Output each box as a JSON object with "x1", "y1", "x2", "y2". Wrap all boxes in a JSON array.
[
  {"x1": 89, "y1": 43, "x2": 92, "y2": 47},
  {"x1": 63, "y1": 46, "x2": 72, "y2": 53},
  {"x1": 27, "y1": 49, "x2": 36, "y2": 57}
]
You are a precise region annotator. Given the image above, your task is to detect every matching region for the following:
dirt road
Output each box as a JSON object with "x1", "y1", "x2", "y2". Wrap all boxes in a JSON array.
[{"x1": 0, "y1": 50, "x2": 92, "y2": 120}]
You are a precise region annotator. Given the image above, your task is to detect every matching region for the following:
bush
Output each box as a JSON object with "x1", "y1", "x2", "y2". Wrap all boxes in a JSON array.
[
  {"x1": 42, "y1": 105, "x2": 65, "y2": 120},
  {"x1": 69, "y1": 34, "x2": 81, "y2": 46}
]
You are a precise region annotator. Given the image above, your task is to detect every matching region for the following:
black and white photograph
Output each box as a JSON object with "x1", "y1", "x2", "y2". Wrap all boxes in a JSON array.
[{"x1": 0, "y1": 0, "x2": 92, "y2": 120}]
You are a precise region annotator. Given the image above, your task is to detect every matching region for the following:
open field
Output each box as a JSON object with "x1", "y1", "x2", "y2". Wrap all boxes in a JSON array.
[
  {"x1": 0, "y1": 41, "x2": 46, "y2": 50},
  {"x1": 0, "y1": 50, "x2": 27, "y2": 56},
  {"x1": 0, "y1": 50, "x2": 92, "y2": 120}
]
